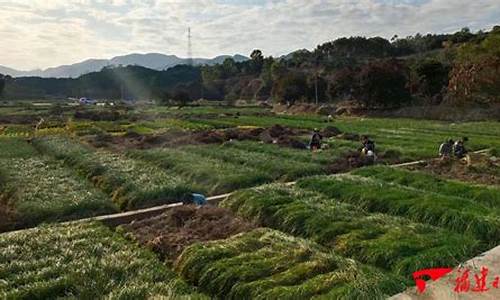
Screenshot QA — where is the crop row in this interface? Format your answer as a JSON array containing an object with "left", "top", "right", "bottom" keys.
[
  {"left": 297, "top": 174, "right": 500, "bottom": 243},
  {"left": 352, "top": 166, "right": 500, "bottom": 209},
  {"left": 126, "top": 139, "right": 341, "bottom": 195},
  {"left": 33, "top": 137, "right": 193, "bottom": 210},
  {"left": 0, "top": 157, "right": 116, "bottom": 230},
  {"left": 221, "top": 184, "right": 481, "bottom": 277},
  {"left": 176, "top": 228, "right": 406, "bottom": 299},
  {"left": 0, "top": 138, "right": 116, "bottom": 230},
  {"left": 0, "top": 222, "right": 206, "bottom": 299}
]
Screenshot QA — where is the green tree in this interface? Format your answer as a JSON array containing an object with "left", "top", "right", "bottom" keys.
[
  {"left": 0, "top": 74, "right": 5, "bottom": 98},
  {"left": 357, "top": 60, "right": 411, "bottom": 108},
  {"left": 415, "top": 60, "right": 450, "bottom": 102},
  {"left": 273, "top": 72, "right": 308, "bottom": 104},
  {"left": 250, "top": 49, "right": 264, "bottom": 74}
]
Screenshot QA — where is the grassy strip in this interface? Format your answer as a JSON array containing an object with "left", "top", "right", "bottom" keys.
[
  {"left": 298, "top": 175, "right": 500, "bottom": 243},
  {"left": 175, "top": 228, "right": 406, "bottom": 299},
  {"left": 33, "top": 137, "right": 192, "bottom": 210},
  {"left": 0, "top": 137, "right": 38, "bottom": 159},
  {"left": 352, "top": 165, "right": 500, "bottom": 208},
  {"left": 0, "top": 221, "right": 206, "bottom": 299},
  {"left": 128, "top": 148, "right": 273, "bottom": 195},
  {"left": 221, "top": 184, "right": 481, "bottom": 277},
  {"left": 227, "top": 140, "right": 357, "bottom": 165},
  {"left": 183, "top": 143, "right": 324, "bottom": 181},
  {"left": 0, "top": 157, "right": 117, "bottom": 230},
  {"left": 0, "top": 138, "right": 116, "bottom": 230}
]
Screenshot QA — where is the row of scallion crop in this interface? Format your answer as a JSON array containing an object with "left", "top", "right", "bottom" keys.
[
  {"left": 296, "top": 172, "right": 500, "bottom": 244},
  {"left": 220, "top": 184, "right": 482, "bottom": 277},
  {"left": 0, "top": 221, "right": 207, "bottom": 299},
  {"left": 32, "top": 137, "right": 193, "bottom": 210},
  {"left": 0, "top": 137, "right": 116, "bottom": 231},
  {"left": 175, "top": 228, "right": 407, "bottom": 299}
]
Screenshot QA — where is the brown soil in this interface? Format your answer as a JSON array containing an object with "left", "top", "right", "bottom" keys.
[
  {"left": 0, "top": 115, "right": 39, "bottom": 125},
  {"left": 407, "top": 154, "right": 500, "bottom": 185},
  {"left": 327, "top": 149, "right": 402, "bottom": 173},
  {"left": 122, "top": 205, "right": 256, "bottom": 262},
  {"left": 86, "top": 125, "right": 312, "bottom": 150},
  {"left": 74, "top": 109, "right": 124, "bottom": 121},
  {"left": 0, "top": 192, "right": 17, "bottom": 232}
]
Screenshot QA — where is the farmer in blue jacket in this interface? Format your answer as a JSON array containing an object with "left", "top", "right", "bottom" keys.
[{"left": 182, "top": 193, "right": 207, "bottom": 206}]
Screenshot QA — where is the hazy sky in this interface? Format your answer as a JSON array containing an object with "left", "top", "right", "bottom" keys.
[{"left": 0, "top": 0, "right": 499, "bottom": 70}]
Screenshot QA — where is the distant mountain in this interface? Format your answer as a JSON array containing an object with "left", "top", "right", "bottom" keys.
[{"left": 0, "top": 53, "right": 248, "bottom": 78}]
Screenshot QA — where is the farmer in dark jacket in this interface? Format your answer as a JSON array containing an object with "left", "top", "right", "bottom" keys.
[
  {"left": 454, "top": 137, "right": 469, "bottom": 159},
  {"left": 439, "top": 139, "right": 454, "bottom": 159},
  {"left": 360, "top": 135, "right": 375, "bottom": 154},
  {"left": 309, "top": 129, "right": 323, "bottom": 151}
]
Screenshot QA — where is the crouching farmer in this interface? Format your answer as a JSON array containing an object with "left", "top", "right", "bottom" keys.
[
  {"left": 438, "top": 139, "right": 454, "bottom": 159},
  {"left": 309, "top": 128, "right": 323, "bottom": 151},
  {"left": 182, "top": 193, "right": 207, "bottom": 206}
]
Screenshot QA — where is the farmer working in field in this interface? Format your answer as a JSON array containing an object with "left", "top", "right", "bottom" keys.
[
  {"left": 438, "top": 139, "right": 454, "bottom": 159},
  {"left": 309, "top": 128, "right": 323, "bottom": 151},
  {"left": 454, "top": 137, "right": 469, "bottom": 159},
  {"left": 360, "top": 135, "right": 375, "bottom": 154},
  {"left": 182, "top": 193, "right": 207, "bottom": 206},
  {"left": 359, "top": 135, "right": 376, "bottom": 164}
]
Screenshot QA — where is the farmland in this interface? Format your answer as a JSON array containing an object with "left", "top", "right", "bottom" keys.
[{"left": 0, "top": 102, "right": 499, "bottom": 298}]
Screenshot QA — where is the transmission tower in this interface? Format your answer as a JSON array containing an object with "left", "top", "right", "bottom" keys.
[{"left": 187, "top": 27, "right": 193, "bottom": 66}]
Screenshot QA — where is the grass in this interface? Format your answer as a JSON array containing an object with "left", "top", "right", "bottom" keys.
[
  {"left": 128, "top": 147, "right": 273, "bottom": 195},
  {"left": 128, "top": 138, "right": 358, "bottom": 195},
  {"left": 221, "top": 184, "right": 481, "bottom": 277},
  {"left": 0, "top": 157, "right": 117, "bottom": 230},
  {"left": 0, "top": 221, "right": 207, "bottom": 299},
  {"left": 33, "top": 136, "right": 193, "bottom": 210},
  {"left": 352, "top": 165, "right": 500, "bottom": 209},
  {"left": 175, "top": 228, "right": 407, "bottom": 299},
  {"left": 297, "top": 174, "right": 500, "bottom": 243},
  {"left": 0, "top": 138, "right": 116, "bottom": 230}
]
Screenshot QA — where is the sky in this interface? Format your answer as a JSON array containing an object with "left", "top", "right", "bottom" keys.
[{"left": 0, "top": 0, "right": 499, "bottom": 70}]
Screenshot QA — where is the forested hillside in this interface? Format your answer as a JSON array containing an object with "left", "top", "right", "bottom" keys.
[{"left": 1, "top": 26, "right": 499, "bottom": 109}]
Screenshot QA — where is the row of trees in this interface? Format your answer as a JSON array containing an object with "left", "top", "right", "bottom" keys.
[
  {"left": 197, "top": 26, "right": 499, "bottom": 108},
  {"left": 2, "top": 26, "right": 498, "bottom": 108}
]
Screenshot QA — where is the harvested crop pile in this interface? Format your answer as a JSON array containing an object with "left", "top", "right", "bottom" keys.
[
  {"left": 175, "top": 228, "right": 407, "bottom": 299},
  {"left": 123, "top": 205, "right": 255, "bottom": 261},
  {"left": 222, "top": 184, "right": 481, "bottom": 277},
  {"left": 407, "top": 154, "right": 500, "bottom": 185}
]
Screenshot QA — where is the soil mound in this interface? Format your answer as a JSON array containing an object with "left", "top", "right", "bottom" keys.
[
  {"left": 122, "top": 205, "right": 255, "bottom": 262},
  {"left": 74, "top": 110, "right": 122, "bottom": 121},
  {"left": 408, "top": 154, "right": 500, "bottom": 185},
  {"left": 321, "top": 126, "right": 342, "bottom": 138},
  {"left": 86, "top": 125, "right": 309, "bottom": 151}
]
